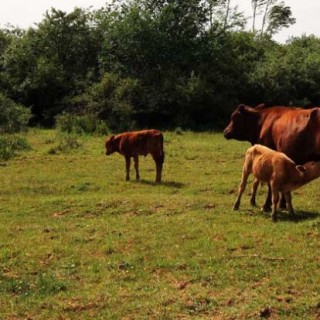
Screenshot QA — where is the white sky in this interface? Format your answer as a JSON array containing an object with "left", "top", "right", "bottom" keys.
[
  {"left": 237, "top": 0, "right": 320, "bottom": 43},
  {"left": 0, "top": 0, "right": 319, "bottom": 43}
]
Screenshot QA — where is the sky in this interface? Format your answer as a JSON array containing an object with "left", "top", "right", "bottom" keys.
[{"left": 1, "top": 0, "right": 319, "bottom": 43}]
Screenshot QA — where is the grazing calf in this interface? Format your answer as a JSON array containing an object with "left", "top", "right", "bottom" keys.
[
  {"left": 105, "top": 129, "right": 164, "bottom": 182},
  {"left": 233, "top": 144, "right": 320, "bottom": 221}
]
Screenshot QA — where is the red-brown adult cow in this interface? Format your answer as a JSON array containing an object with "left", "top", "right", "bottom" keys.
[
  {"left": 105, "top": 129, "right": 164, "bottom": 183},
  {"left": 224, "top": 104, "right": 320, "bottom": 211}
]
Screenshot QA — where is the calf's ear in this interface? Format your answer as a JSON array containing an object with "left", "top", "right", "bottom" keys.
[
  {"left": 108, "top": 135, "right": 115, "bottom": 142},
  {"left": 296, "top": 165, "right": 306, "bottom": 173}
]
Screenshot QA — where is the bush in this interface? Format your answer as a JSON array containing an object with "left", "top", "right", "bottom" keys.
[
  {"left": 84, "top": 73, "right": 139, "bottom": 132},
  {"left": 0, "top": 93, "right": 31, "bottom": 133},
  {"left": 48, "top": 135, "right": 82, "bottom": 155},
  {"left": 0, "top": 135, "right": 30, "bottom": 160},
  {"left": 55, "top": 113, "right": 109, "bottom": 135}
]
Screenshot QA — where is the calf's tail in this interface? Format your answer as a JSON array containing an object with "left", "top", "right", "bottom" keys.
[{"left": 159, "top": 133, "right": 165, "bottom": 164}]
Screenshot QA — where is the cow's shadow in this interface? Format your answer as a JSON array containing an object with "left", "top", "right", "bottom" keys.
[
  {"left": 132, "top": 179, "right": 185, "bottom": 189},
  {"left": 262, "top": 210, "right": 320, "bottom": 222}
]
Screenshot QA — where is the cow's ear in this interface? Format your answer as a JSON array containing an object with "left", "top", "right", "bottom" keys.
[
  {"left": 238, "top": 104, "right": 257, "bottom": 115},
  {"left": 109, "top": 135, "right": 115, "bottom": 142},
  {"left": 255, "top": 103, "right": 266, "bottom": 110},
  {"left": 238, "top": 104, "right": 246, "bottom": 113},
  {"left": 309, "top": 108, "right": 320, "bottom": 121},
  {"left": 296, "top": 165, "right": 306, "bottom": 173}
]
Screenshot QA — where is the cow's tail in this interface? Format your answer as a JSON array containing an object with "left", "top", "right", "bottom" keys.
[{"left": 159, "top": 133, "right": 165, "bottom": 164}]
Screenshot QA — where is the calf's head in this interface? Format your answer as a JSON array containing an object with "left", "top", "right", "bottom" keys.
[
  {"left": 105, "top": 135, "right": 117, "bottom": 155},
  {"left": 298, "top": 161, "right": 320, "bottom": 180}
]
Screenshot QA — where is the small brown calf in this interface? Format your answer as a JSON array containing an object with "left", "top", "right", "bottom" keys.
[
  {"left": 105, "top": 129, "right": 164, "bottom": 183},
  {"left": 233, "top": 144, "right": 320, "bottom": 221}
]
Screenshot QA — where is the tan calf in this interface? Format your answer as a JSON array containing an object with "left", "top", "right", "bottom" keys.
[{"left": 233, "top": 144, "right": 320, "bottom": 221}]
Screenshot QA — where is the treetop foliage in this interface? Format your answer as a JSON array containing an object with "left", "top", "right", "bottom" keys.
[{"left": 1, "top": 0, "right": 319, "bottom": 131}]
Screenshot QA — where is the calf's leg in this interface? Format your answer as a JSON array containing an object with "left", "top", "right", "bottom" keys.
[
  {"left": 152, "top": 153, "right": 164, "bottom": 183},
  {"left": 250, "top": 178, "right": 260, "bottom": 207},
  {"left": 233, "top": 168, "right": 250, "bottom": 211},
  {"left": 280, "top": 193, "right": 287, "bottom": 210},
  {"left": 133, "top": 156, "right": 140, "bottom": 180},
  {"left": 125, "top": 155, "right": 131, "bottom": 181},
  {"left": 284, "top": 192, "right": 294, "bottom": 215},
  {"left": 261, "top": 185, "right": 272, "bottom": 212},
  {"left": 271, "top": 184, "right": 280, "bottom": 222}
]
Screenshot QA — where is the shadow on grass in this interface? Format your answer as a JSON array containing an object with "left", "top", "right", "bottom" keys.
[
  {"left": 279, "top": 210, "right": 320, "bottom": 222},
  {"left": 131, "top": 179, "right": 185, "bottom": 188},
  {"left": 260, "top": 210, "right": 320, "bottom": 222}
]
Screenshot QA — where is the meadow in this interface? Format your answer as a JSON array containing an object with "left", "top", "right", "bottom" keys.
[{"left": 0, "top": 129, "right": 319, "bottom": 319}]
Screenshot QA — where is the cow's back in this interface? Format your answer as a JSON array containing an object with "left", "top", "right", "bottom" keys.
[
  {"left": 118, "top": 129, "right": 163, "bottom": 156},
  {"left": 259, "top": 107, "right": 319, "bottom": 163}
]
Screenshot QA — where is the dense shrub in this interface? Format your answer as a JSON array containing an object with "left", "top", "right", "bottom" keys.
[
  {"left": 83, "top": 73, "right": 139, "bottom": 132},
  {"left": 48, "top": 135, "right": 82, "bottom": 155},
  {"left": 55, "top": 113, "right": 109, "bottom": 135},
  {"left": 0, "top": 135, "right": 30, "bottom": 160},
  {"left": 0, "top": 93, "right": 31, "bottom": 133}
]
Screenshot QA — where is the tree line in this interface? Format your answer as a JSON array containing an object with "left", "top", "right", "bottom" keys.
[{"left": 0, "top": 0, "right": 319, "bottom": 132}]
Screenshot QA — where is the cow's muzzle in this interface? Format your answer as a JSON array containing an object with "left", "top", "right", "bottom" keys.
[{"left": 223, "top": 128, "right": 232, "bottom": 140}]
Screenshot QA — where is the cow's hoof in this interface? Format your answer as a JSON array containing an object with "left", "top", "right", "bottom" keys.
[
  {"left": 261, "top": 205, "right": 271, "bottom": 213},
  {"left": 271, "top": 215, "right": 278, "bottom": 222},
  {"left": 250, "top": 200, "right": 257, "bottom": 207}
]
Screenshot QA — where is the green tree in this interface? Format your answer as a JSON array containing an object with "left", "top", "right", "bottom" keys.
[
  {"left": 261, "top": 0, "right": 295, "bottom": 36},
  {"left": 266, "top": 2, "right": 296, "bottom": 35},
  {"left": 249, "top": 36, "right": 320, "bottom": 105},
  {"left": 2, "top": 8, "right": 102, "bottom": 124}
]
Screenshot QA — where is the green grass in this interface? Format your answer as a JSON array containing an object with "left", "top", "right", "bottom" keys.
[{"left": 0, "top": 129, "right": 319, "bottom": 319}]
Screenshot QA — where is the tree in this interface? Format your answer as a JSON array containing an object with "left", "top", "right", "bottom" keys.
[
  {"left": 249, "top": 36, "right": 320, "bottom": 106},
  {"left": 251, "top": 0, "right": 265, "bottom": 32},
  {"left": 2, "top": 8, "right": 102, "bottom": 124},
  {"left": 266, "top": 2, "right": 296, "bottom": 35},
  {"left": 261, "top": 0, "right": 295, "bottom": 36},
  {"left": 250, "top": 0, "right": 295, "bottom": 36}
]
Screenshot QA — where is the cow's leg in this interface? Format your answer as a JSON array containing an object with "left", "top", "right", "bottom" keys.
[
  {"left": 233, "top": 168, "right": 250, "bottom": 211},
  {"left": 261, "top": 185, "right": 272, "bottom": 212},
  {"left": 284, "top": 192, "right": 294, "bottom": 215},
  {"left": 250, "top": 178, "right": 259, "bottom": 207},
  {"left": 271, "top": 184, "right": 280, "bottom": 222},
  {"left": 133, "top": 155, "right": 140, "bottom": 181},
  {"left": 125, "top": 155, "right": 131, "bottom": 181},
  {"left": 152, "top": 153, "right": 163, "bottom": 183}
]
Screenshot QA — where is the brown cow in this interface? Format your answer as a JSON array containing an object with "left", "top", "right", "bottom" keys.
[
  {"left": 224, "top": 104, "right": 320, "bottom": 211},
  {"left": 234, "top": 144, "right": 320, "bottom": 221},
  {"left": 105, "top": 129, "right": 164, "bottom": 182}
]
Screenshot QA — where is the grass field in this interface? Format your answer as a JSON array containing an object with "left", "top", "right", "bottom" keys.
[{"left": 1, "top": 129, "right": 320, "bottom": 319}]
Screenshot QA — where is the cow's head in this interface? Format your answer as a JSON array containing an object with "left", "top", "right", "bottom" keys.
[
  {"left": 105, "top": 135, "right": 117, "bottom": 155},
  {"left": 223, "top": 104, "right": 260, "bottom": 143}
]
